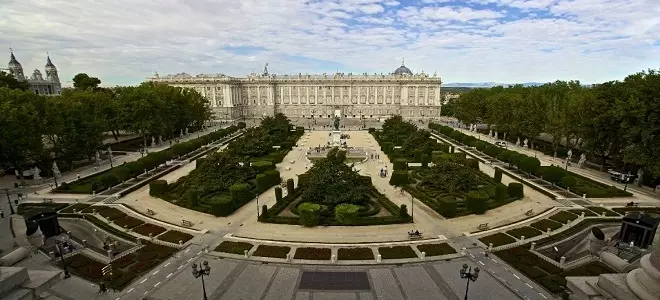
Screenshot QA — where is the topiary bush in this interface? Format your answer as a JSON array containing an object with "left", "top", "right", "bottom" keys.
[
  {"left": 466, "top": 190, "right": 489, "bottom": 214},
  {"left": 519, "top": 156, "right": 541, "bottom": 174},
  {"left": 389, "top": 170, "right": 410, "bottom": 186},
  {"left": 508, "top": 182, "right": 524, "bottom": 198},
  {"left": 260, "top": 204, "right": 268, "bottom": 219},
  {"left": 437, "top": 198, "right": 457, "bottom": 218},
  {"left": 498, "top": 150, "right": 513, "bottom": 163},
  {"left": 149, "top": 180, "right": 168, "bottom": 196},
  {"left": 495, "top": 185, "right": 508, "bottom": 202},
  {"left": 466, "top": 159, "right": 479, "bottom": 170},
  {"left": 286, "top": 178, "right": 294, "bottom": 195},
  {"left": 335, "top": 204, "right": 360, "bottom": 225},
  {"left": 256, "top": 174, "right": 269, "bottom": 192},
  {"left": 229, "top": 183, "right": 252, "bottom": 204},
  {"left": 393, "top": 158, "right": 407, "bottom": 170},
  {"left": 399, "top": 204, "right": 409, "bottom": 218},
  {"left": 494, "top": 168, "right": 502, "bottom": 183},
  {"left": 298, "top": 202, "right": 321, "bottom": 227},
  {"left": 252, "top": 160, "right": 274, "bottom": 172},
  {"left": 264, "top": 169, "right": 281, "bottom": 187},
  {"left": 560, "top": 175, "right": 577, "bottom": 188},
  {"left": 275, "top": 187, "right": 283, "bottom": 203}
]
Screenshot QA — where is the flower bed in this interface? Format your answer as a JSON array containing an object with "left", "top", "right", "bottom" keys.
[
  {"left": 378, "top": 246, "right": 418, "bottom": 259},
  {"left": 506, "top": 226, "right": 542, "bottom": 239},
  {"left": 97, "top": 207, "right": 128, "bottom": 221},
  {"left": 133, "top": 223, "right": 166, "bottom": 237},
  {"left": 534, "top": 218, "right": 622, "bottom": 246},
  {"left": 416, "top": 243, "right": 457, "bottom": 256},
  {"left": 59, "top": 203, "right": 91, "bottom": 213},
  {"left": 214, "top": 241, "right": 254, "bottom": 254},
  {"left": 530, "top": 219, "right": 563, "bottom": 232},
  {"left": 17, "top": 202, "right": 69, "bottom": 214},
  {"left": 568, "top": 209, "right": 597, "bottom": 217},
  {"left": 548, "top": 211, "right": 579, "bottom": 224},
  {"left": 293, "top": 247, "right": 331, "bottom": 260},
  {"left": 338, "top": 248, "right": 374, "bottom": 260},
  {"left": 60, "top": 254, "right": 105, "bottom": 281},
  {"left": 478, "top": 232, "right": 516, "bottom": 247},
  {"left": 252, "top": 245, "right": 291, "bottom": 259},
  {"left": 113, "top": 216, "right": 145, "bottom": 229},
  {"left": 157, "top": 230, "right": 194, "bottom": 244},
  {"left": 587, "top": 206, "right": 620, "bottom": 217}
]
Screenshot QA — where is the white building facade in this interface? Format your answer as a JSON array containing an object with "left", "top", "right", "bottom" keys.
[
  {"left": 147, "top": 63, "right": 442, "bottom": 122},
  {"left": 6, "top": 50, "right": 62, "bottom": 96}
]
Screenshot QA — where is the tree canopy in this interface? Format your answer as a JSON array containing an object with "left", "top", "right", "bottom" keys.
[
  {"left": 0, "top": 71, "right": 30, "bottom": 91},
  {"left": 299, "top": 148, "right": 368, "bottom": 206},
  {"left": 72, "top": 73, "right": 102, "bottom": 90}
]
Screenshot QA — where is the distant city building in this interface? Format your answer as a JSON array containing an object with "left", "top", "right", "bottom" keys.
[
  {"left": 147, "top": 61, "right": 442, "bottom": 121},
  {"left": 442, "top": 92, "right": 460, "bottom": 104},
  {"left": 6, "top": 49, "right": 62, "bottom": 96}
]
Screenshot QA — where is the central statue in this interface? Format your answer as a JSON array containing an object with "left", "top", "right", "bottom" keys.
[{"left": 333, "top": 116, "right": 340, "bottom": 131}]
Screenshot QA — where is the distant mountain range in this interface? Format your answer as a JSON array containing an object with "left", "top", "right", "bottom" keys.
[{"left": 443, "top": 82, "right": 546, "bottom": 88}]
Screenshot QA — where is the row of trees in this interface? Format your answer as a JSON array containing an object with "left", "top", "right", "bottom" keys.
[
  {"left": 0, "top": 73, "right": 212, "bottom": 179},
  {"left": 445, "top": 70, "right": 660, "bottom": 180}
]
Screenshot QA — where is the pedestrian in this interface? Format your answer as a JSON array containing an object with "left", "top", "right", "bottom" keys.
[
  {"left": 0, "top": 210, "right": 4, "bottom": 218},
  {"left": 76, "top": 173, "right": 80, "bottom": 180}
]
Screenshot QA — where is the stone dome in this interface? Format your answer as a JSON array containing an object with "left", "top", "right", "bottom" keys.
[{"left": 393, "top": 64, "right": 412, "bottom": 76}]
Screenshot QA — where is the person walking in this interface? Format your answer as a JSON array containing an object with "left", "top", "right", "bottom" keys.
[{"left": 0, "top": 210, "right": 4, "bottom": 218}]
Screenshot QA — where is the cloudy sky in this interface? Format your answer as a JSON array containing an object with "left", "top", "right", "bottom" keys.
[{"left": 2, "top": 0, "right": 659, "bottom": 86}]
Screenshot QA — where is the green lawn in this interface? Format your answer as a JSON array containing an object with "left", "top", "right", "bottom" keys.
[
  {"left": 378, "top": 246, "right": 418, "bottom": 259},
  {"left": 252, "top": 245, "right": 291, "bottom": 259},
  {"left": 214, "top": 241, "right": 253, "bottom": 254},
  {"left": 506, "top": 226, "right": 542, "bottom": 239},
  {"left": 530, "top": 219, "right": 563, "bottom": 232},
  {"left": 337, "top": 248, "right": 374, "bottom": 260},
  {"left": 548, "top": 211, "right": 579, "bottom": 224},
  {"left": 416, "top": 243, "right": 457, "bottom": 256},
  {"left": 478, "top": 232, "right": 516, "bottom": 247}
]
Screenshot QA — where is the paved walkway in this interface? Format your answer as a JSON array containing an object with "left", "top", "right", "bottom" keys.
[{"left": 446, "top": 124, "right": 659, "bottom": 203}]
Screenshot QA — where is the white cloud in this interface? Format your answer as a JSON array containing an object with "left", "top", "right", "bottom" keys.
[{"left": 1, "top": 0, "right": 658, "bottom": 85}]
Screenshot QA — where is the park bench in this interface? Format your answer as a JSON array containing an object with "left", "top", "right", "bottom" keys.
[
  {"left": 408, "top": 231, "right": 423, "bottom": 239},
  {"left": 182, "top": 220, "right": 193, "bottom": 227},
  {"left": 477, "top": 223, "right": 489, "bottom": 231},
  {"left": 43, "top": 198, "right": 53, "bottom": 203},
  {"left": 147, "top": 209, "right": 156, "bottom": 216},
  {"left": 525, "top": 209, "right": 534, "bottom": 216}
]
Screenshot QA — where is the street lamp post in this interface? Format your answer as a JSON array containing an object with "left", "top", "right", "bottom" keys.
[
  {"left": 410, "top": 194, "right": 414, "bottom": 222},
  {"left": 459, "top": 264, "right": 480, "bottom": 300},
  {"left": 55, "top": 241, "right": 71, "bottom": 278},
  {"left": 191, "top": 261, "right": 211, "bottom": 300},
  {"left": 2, "top": 188, "right": 16, "bottom": 215}
]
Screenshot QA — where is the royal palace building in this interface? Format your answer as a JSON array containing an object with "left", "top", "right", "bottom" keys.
[{"left": 147, "top": 62, "right": 442, "bottom": 122}]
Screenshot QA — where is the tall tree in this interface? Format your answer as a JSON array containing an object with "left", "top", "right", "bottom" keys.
[
  {"left": 0, "top": 71, "right": 29, "bottom": 91},
  {"left": 72, "top": 73, "right": 102, "bottom": 90}
]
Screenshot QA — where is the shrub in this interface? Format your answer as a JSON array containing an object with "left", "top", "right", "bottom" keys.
[
  {"left": 540, "top": 166, "right": 567, "bottom": 183},
  {"left": 519, "top": 156, "right": 541, "bottom": 174},
  {"left": 260, "top": 205, "right": 269, "bottom": 219},
  {"left": 252, "top": 245, "right": 291, "bottom": 258},
  {"left": 286, "top": 178, "right": 294, "bottom": 195},
  {"left": 378, "top": 246, "right": 417, "bottom": 259},
  {"left": 60, "top": 181, "right": 70, "bottom": 190},
  {"left": 275, "top": 187, "right": 283, "bottom": 203},
  {"left": 494, "top": 168, "right": 502, "bottom": 183},
  {"left": 335, "top": 204, "right": 360, "bottom": 224},
  {"left": 393, "top": 158, "right": 407, "bottom": 170},
  {"left": 252, "top": 160, "right": 274, "bottom": 172},
  {"left": 256, "top": 174, "right": 269, "bottom": 192},
  {"left": 298, "top": 202, "right": 321, "bottom": 227},
  {"left": 157, "top": 230, "right": 194, "bottom": 244},
  {"left": 294, "top": 247, "right": 331, "bottom": 260},
  {"left": 466, "top": 190, "right": 489, "bottom": 214},
  {"left": 437, "top": 198, "right": 458, "bottom": 218},
  {"left": 498, "top": 150, "right": 513, "bottom": 163},
  {"left": 509, "top": 153, "right": 523, "bottom": 168},
  {"left": 264, "top": 169, "right": 281, "bottom": 186},
  {"left": 465, "top": 159, "right": 479, "bottom": 170},
  {"left": 214, "top": 241, "right": 253, "bottom": 254},
  {"left": 229, "top": 183, "right": 253, "bottom": 204},
  {"left": 483, "top": 145, "right": 501, "bottom": 158},
  {"left": 474, "top": 140, "right": 488, "bottom": 151},
  {"left": 508, "top": 182, "right": 524, "bottom": 198},
  {"left": 389, "top": 170, "right": 410, "bottom": 186},
  {"left": 421, "top": 154, "right": 430, "bottom": 167},
  {"left": 495, "top": 185, "right": 508, "bottom": 202},
  {"left": 368, "top": 127, "right": 376, "bottom": 133},
  {"left": 338, "top": 248, "right": 374, "bottom": 260},
  {"left": 560, "top": 175, "right": 577, "bottom": 188},
  {"left": 399, "top": 204, "right": 409, "bottom": 218},
  {"left": 417, "top": 243, "right": 457, "bottom": 256},
  {"left": 149, "top": 180, "right": 168, "bottom": 196}
]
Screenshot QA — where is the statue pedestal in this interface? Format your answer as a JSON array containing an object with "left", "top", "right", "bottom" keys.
[{"left": 332, "top": 131, "right": 341, "bottom": 146}]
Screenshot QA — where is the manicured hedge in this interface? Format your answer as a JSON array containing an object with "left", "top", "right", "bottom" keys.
[
  {"left": 286, "top": 178, "right": 294, "bottom": 195},
  {"left": 506, "top": 226, "right": 542, "bottom": 239},
  {"left": 393, "top": 158, "right": 407, "bottom": 170},
  {"left": 133, "top": 223, "right": 166, "bottom": 237},
  {"left": 530, "top": 219, "right": 563, "bottom": 232},
  {"left": 466, "top": 190, "right": 489, "bottom": 214},
  {"left": 298, "top": 202, "right": 321, "bottom": 227},
  {"left": 97, "top": 207, "right": 128, "bottom": 221},
  {"left": 335, "top": 204, "right": 360, "bottom": 225},
  {"left": 479, "top": 232, "right": 516, "bottom": 247},
  {"left": 214, "top": 241, "right": 253, "bottom": 254},
  {"left": 149, "top": 180, "right": 168, "bottom": 196},
  {"left": 389, "top": 170, "right": 411, "bottom": 186},
  {"left": 378, "top": 246, "right": 418, "bottom": 259},
  {"left": 494, "top": 168, "right": 502, "bottom": 183},
  {"left": 416, "top": 243, "right": 457, "bottom": 256},
  {"left": 252, "top": 160, "right": 274, "bottom": 172},
  {"left": 157, "top": 230, "right": 194, "bottom": 244},
  {"left": 293, "top": 247, "right": 331, "bottom": 260},
  {"left": 549, "top": 211, "right": 579, "bottom": 224},
  {"left": 252, "top": 245, "right": 291, "bottom": 258},
  {"left": 275, "top": 187, "right": 283, "bottom": 203},
  {"left": 338, "top": 248, "right": 374, "bottom": 260},
  {"left": 508, "top": 182, "right": 524, "bottom": 198}
]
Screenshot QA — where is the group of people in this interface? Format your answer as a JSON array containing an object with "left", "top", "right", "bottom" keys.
[
  {"left": 408, "top": 230, "right": 421, "bottom": 236},
  {"left": 379, "top": 167, "right": 388, "bottom": 178},
  {"left": 370, "top": 153, "right": 380, "bottom": 159}
]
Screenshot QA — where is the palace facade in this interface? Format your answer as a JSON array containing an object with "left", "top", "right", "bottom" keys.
[{"left": 147, "top": 62, "right": 442, "bottom": 121}]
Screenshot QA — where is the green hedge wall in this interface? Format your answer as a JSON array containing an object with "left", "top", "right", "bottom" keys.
[
  {"left": 494, "top": 168, "right": 503, "bottom": 183},
  {"left": 335, "top": 204, "right": 360, "bottom": 225},
  {"left": 275, "top": 187, "right": 283, "bottom": 203},
  {"left": 299, "top": 202, "right": 321, "bottom": 227},
  {"left": 393, "top": 158, "right": 407, "bottom": 170},
  {"left": 466, "top": 190, "right": 489, "bottom": 214},
  {"left": 286, "top": 178, "right": 295, "bottom": 195},
  {"left": 389, "top": 170, "right": 410, "bottom": 186},
  {"left": 149, "top": 180, "right": 168, "bottom": 196},
  {"left": 508, "top": 182, "right": 524, "bottom": 198}
]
